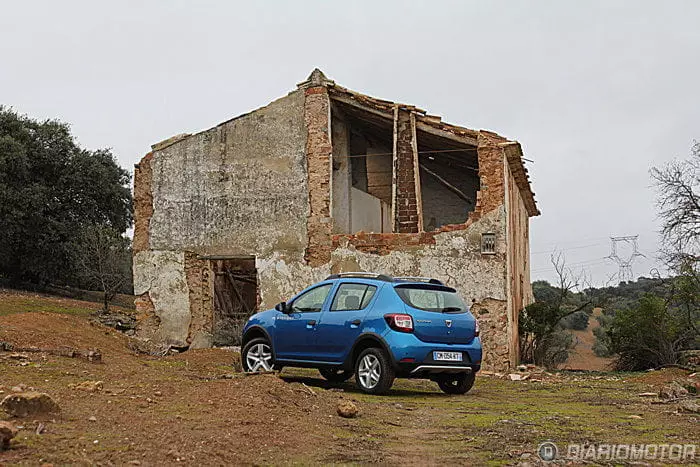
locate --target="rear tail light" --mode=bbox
[384,313,413,333]
[474,319,480,337]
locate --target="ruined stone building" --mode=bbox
[132,69,540,371]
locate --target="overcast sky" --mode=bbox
[2,0,698,286]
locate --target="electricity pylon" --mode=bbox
[606,236,646,282]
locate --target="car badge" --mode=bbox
[445,319,452,328]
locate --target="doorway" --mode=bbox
[211,257,258,346]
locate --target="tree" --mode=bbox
[520,252,592,368]
[74,225,133,312]
[607,294,692,370]
[651,143,700,352]
[650,141,699,257]
[0,107,132,286]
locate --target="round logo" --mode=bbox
[538,442,558,462]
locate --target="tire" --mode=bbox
[354,347,395,395]
[319,368,354,383]
[436,372,475,395]
[241,337,276,373]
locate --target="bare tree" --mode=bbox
[75,225,132,313]
[519,251,592,368]
[651,141,700,258]
[651,142,699,344]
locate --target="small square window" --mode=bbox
[481,233,496,254]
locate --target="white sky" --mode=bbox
[2,0,698,286]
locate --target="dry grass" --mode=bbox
[0,291,697,465]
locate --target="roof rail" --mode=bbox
[325,272,394,282]
[393,276,444,285]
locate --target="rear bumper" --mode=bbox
[383,330,482,378]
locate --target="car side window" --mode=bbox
[330,283,377,311]
[290,284,333,313]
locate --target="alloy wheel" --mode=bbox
[245,342,273,372]
[357,354,381,389]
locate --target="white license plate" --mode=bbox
[433,351,463,362]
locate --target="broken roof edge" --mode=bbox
[149,88,305,153]
[500,141,541,217]
[300,68,485,146]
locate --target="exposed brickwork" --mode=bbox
[394,109,421,233]
[134,291,158,339]
[184,252,213,346]
[471,298,510,371]
[133,152,154,253]
[304,86,333,266]
[473,131,508,217]
[331,215,488,255]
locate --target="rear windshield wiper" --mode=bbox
[441,307,463,313]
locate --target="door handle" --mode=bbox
[350,319,361,326]
[307,320,317,326]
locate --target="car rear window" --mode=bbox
[394,284,468,313]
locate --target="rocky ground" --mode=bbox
[0,290,698,465]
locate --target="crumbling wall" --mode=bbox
[134,90,309,346]
[133,152,153,253]
[148,90,308,257]
[133,250,191,347]
[133,74,533,372]
[184,252,214,349]
[254,208,510,370]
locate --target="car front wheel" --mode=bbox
[436,372,475,395]
[242,337,276,373]
[354,347,395,395]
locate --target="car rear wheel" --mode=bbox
[436,372,475,395]
[354,347,395,395]
[319,368,353,383]
[242,337,276,373]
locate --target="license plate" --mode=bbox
[433,351,463,362]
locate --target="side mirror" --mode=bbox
[275,302,289,313]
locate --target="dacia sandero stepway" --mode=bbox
[241,272,481,395]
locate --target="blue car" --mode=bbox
[241,272,482,395]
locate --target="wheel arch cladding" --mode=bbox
[348,333,394,369]
[242,326,271,348]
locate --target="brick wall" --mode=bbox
[133,152,153,253]
[304,86,333,266]
[394,109,421,233]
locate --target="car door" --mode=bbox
[314,282,379,362]
[273,283,334,361]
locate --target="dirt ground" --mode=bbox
[0,292,698,465]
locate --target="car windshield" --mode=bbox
[394,284,467,313]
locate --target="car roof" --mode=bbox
[324,273,444,286]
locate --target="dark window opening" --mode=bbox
[417,130,478,231]
[212,257,258,346]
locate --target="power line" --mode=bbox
[531,257,609,273]
[531,242,605,255]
